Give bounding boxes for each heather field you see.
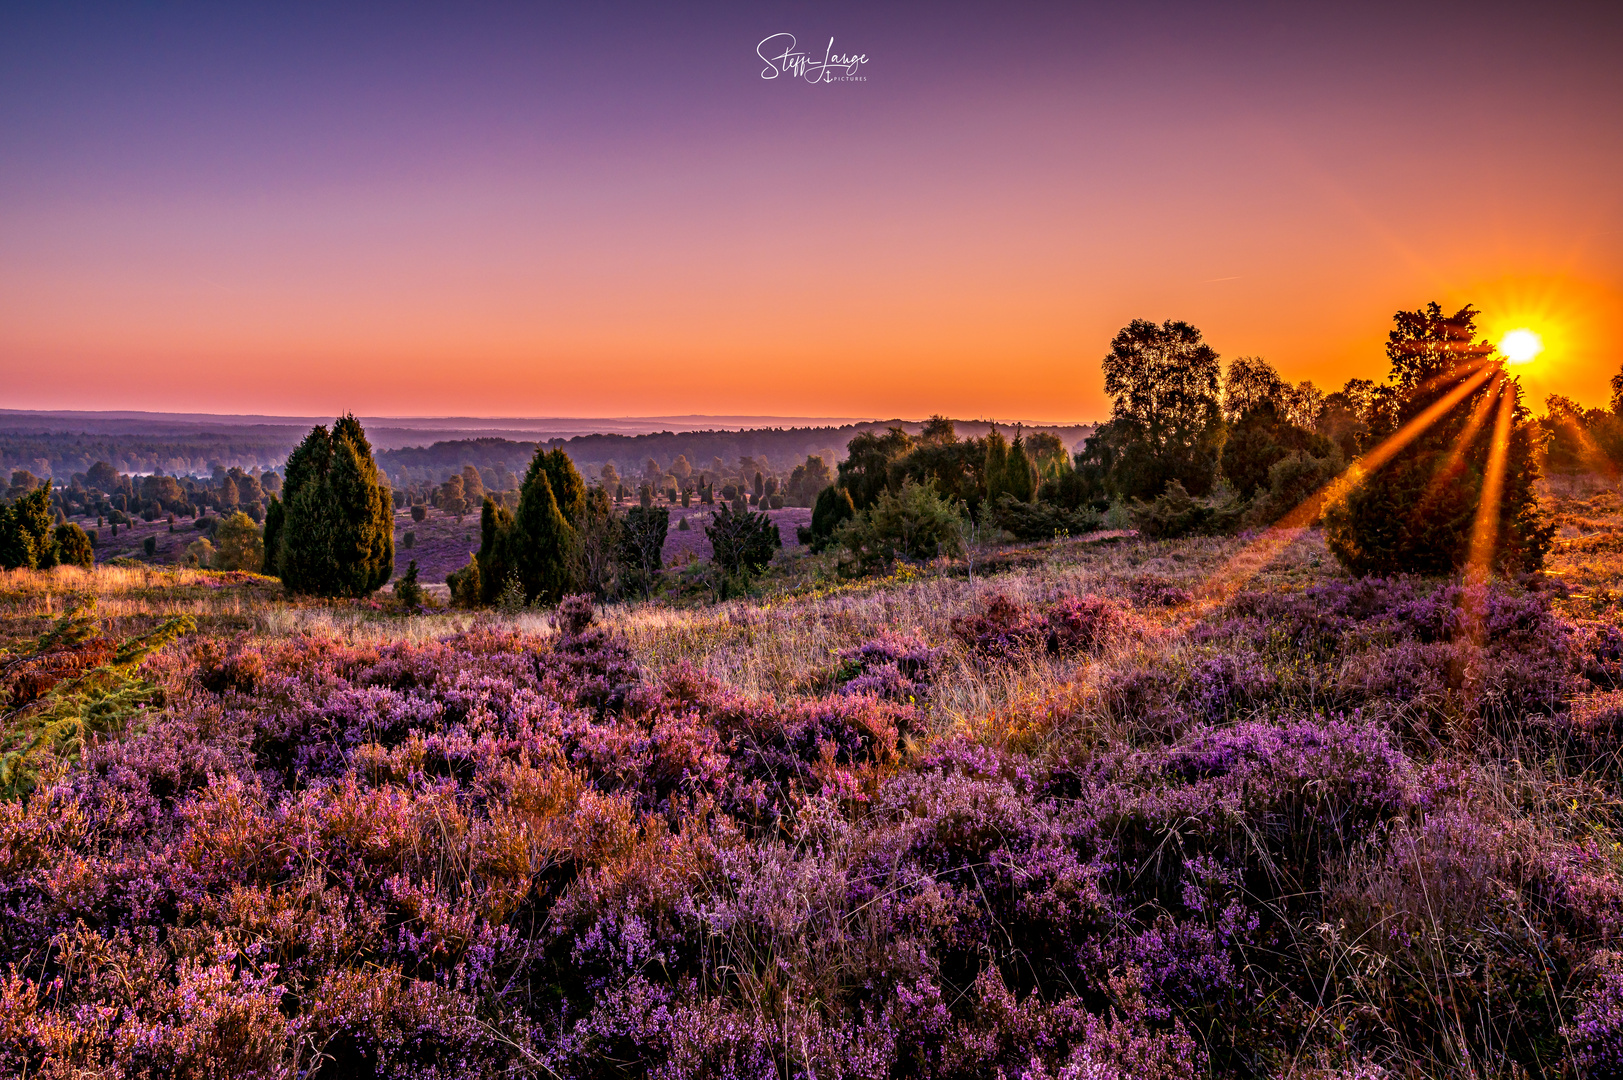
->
[5,485,1623,1078]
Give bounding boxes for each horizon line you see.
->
[0,408,1103,429]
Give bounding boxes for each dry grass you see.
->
[2,525,1339,742]
[0,486,1592,748]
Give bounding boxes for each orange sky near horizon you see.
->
[2,4,1619,422]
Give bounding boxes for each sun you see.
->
[1499,328,1543,365]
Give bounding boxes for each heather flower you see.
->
[836,632,941,702]
[1567,952,1623,1075]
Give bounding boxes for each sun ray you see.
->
[1196,360,1500,605]
[1417,370,1504,511]
[1555,412,1621,479]
[1460,386,1517,642]
[1466,386,1516,582]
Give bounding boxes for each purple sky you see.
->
[3,2,1620,418]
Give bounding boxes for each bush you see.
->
[495,571,527,614]
[52,523,93,568]
[513,452,578,604]
[804,485,855,551]
[211,512,264,572]
[143,535,159,558]
[1130,479,1245,539]
[618,505,669,599]
[0,484,53,569]
[1221,400,1333,500]
[392,559,424,607]
[1247,450,1341,526]
[836,478,962,574]
[572,487,622,600]
[706,501,780,583]
[991,493,1103,541]
[446,557,481,607]
[476,496,519,606]
[411,503,427,522]
[471,448,584,608]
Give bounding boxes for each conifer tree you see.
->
[274,415,394,596]
[1005,434,1037,502]
[513,453,576,604]
[807,485,856,552]
[262,496,284,573]
[984,427,1011,502]
[538,448,587,526]
[476,496,519,605]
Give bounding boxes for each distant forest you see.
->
[377,420,1096,487]
[0,415,1095,484]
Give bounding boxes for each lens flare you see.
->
[1499,328,1543,364]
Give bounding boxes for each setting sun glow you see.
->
[1500,328,1544,365]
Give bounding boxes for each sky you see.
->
[2,1,1621,421]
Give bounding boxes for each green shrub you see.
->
[1130,479,1245,539]
[1221,400,1333,500]
[804,485,855,551]
[836,478,963,574]
[991,494,1104,541]
[182,538,210,566]
[495,571,527,614]
[510,451,578,605]
[211,512,264,572]
[476,497,519,606]
[618,505,669,599]
[572,487,622,600]
[706,501,780,584]
[393,559,424,607]
[447,558,482,608]
[1248,451,1341,526]
[52,523,94,568]
[0,484,53,569]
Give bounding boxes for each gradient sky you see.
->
[2,1,1621,420]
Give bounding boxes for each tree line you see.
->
[798,303,1554,578]
[0,301,1579,586]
